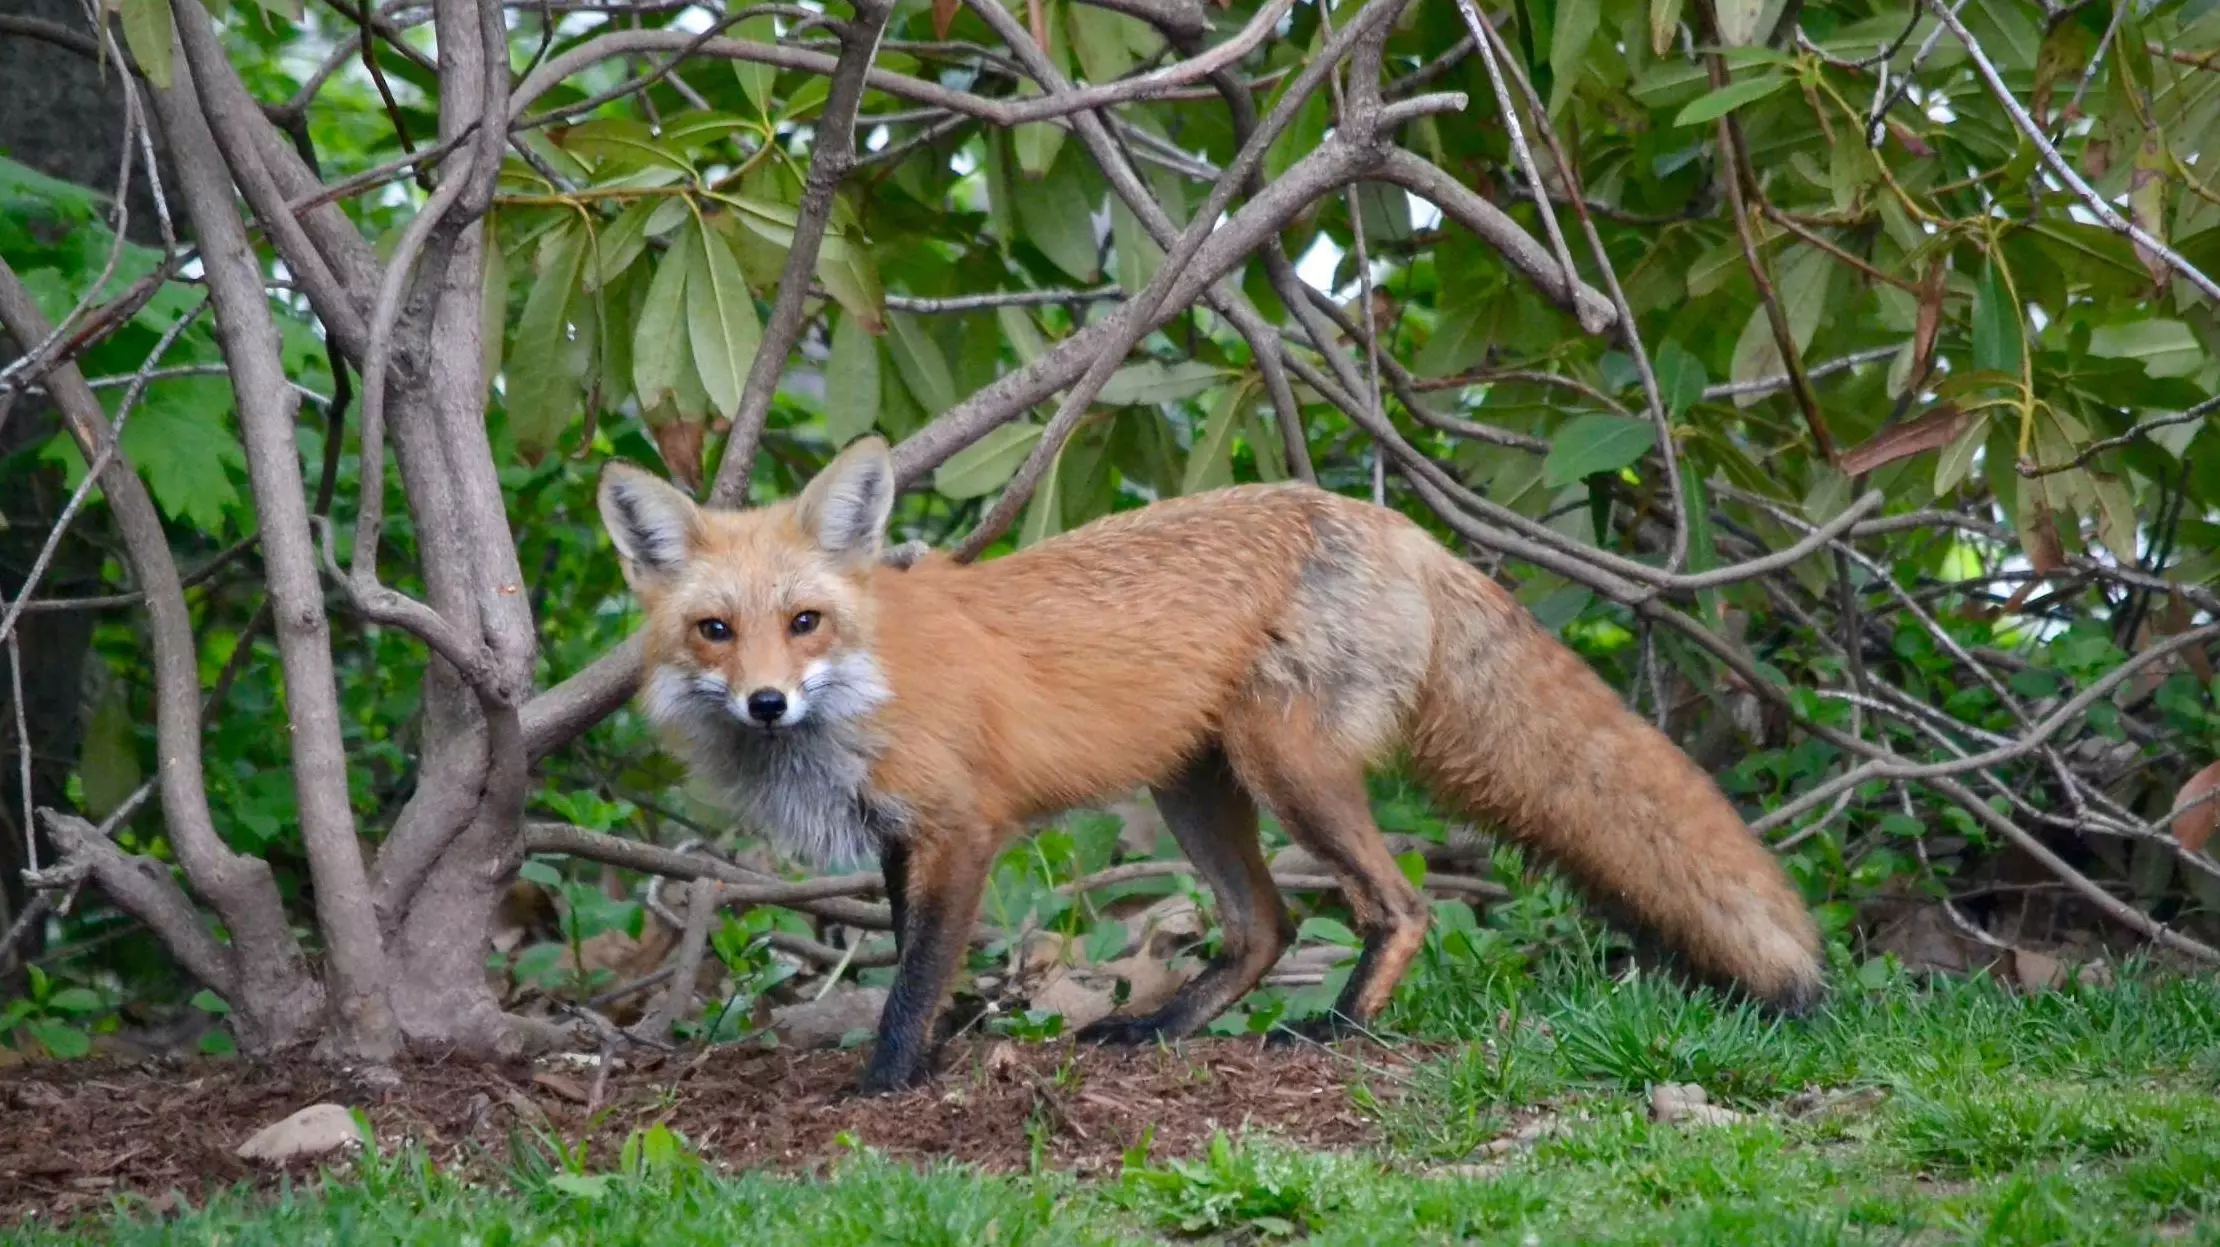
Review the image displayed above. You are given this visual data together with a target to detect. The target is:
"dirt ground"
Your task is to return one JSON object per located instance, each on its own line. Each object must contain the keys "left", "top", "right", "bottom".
{"left": 0, "top": 1037, "right": 1419, "bottom": 1226}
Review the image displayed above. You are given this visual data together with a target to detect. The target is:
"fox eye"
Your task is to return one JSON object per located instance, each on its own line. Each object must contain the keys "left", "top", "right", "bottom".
{"left": 789, "top": 611, "right": 821, "bottom": 636}
{"left": 696, "top": 618, "right": 733, "bottom": 643}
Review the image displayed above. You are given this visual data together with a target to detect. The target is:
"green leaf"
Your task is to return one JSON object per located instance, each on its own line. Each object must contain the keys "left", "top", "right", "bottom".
{"left": 1015, "top": 147, "right": 1101, "bottom": 283}
{"left": 1020, "top": 436, "right": 1069, "bottom": 548}
{"left": 1711, "top": 0, "right": 1772, "bottom": 45}
{"left": 558, "top": 119, "right": 693, "bottom": 175}
{"left": 1544, "top": 414, "right": 1658, "bottom": 487}
{"left": 733, "top": 15, "right": 779, "bottom": 113}
{"left": 44, "top": 988, "right": 104, "bottom": 1015}
{"left": 120, "top": 0, "right": 175, "bottom": 90}
{"left": 2091, "top": 472, "right": 2139, "bottom": 564}
{"left": 77, "top": 678, "right": 140, "bottom": 821}
{"left": 482, "top": 229, "right": 509, "bottom": 394}
{"left": 1548, "top": 0, "right": 1600, "bottom": 115}
{"left": 998, "top": 304, "right": 1049, "bottom": 365}
{"left": 1729, "top": 244, "right": 1832, "bottom": 407}
{"left": 1673, "top": 73, "right": 1789, "bottom": 126}
{"left": 588, "top": 200, "right": 657, "bottom": 290}
{"left": 28, "top": 1021, "right": 90, "bottom": 1060}
{"left": 1180, "top": 385, "right": 1247, "bottom": 495}
{"left": 1097, "top": 360, "right": 1227, "bottom": 407}
{"left": 655, "top": 111, "right": 755, "bottom": 152}
{"left": 1654, "top": 339, "right": 1707, "bottom": 419}
{"left": 1649, "top": 0, "right": 1684, "bottom": 56}
{"left": 1971, "top": 257, "right": 2025, "bottom": 377}
{"left": 816, "top": 232, "right": 885, "bottom": 334}
{"left": 632, "top": 226, "right": 693, "bottom": 409}
{"left": 935, "top": 422, "right": 1044, "bottom": 498}
{"left": 1246, "top": 406, "right": 1288, "bottom": 483}
{"left": 884, "top": 312, "right": 958, "bottom": 418}
{"left": 686, "top": 216, "right": 762, "bottom": 419}
{"left": 2088, "top": 319, "right": 2201, "bottom": 378}
{"left": 507, "top": 219, "right": 591, "bottom": 459}
{"left": 190, "top": 989, "right": 232, "bottom": 1016}
{"left": 824, "top": 312, "right": 881, "bottom": 445}
{"left": 1111, "top": 200, "right": 1161, "bottom": 296}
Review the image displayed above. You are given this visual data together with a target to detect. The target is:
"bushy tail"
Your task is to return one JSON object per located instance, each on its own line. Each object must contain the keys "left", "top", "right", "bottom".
{"left": 1408, "top": 552, "right": 1825, "bottom": 1013}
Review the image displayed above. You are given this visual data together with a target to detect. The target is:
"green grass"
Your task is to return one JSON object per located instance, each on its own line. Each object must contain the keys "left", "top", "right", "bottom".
{"left": 15, "top": 958, "right": 2220, "bottom": 1246}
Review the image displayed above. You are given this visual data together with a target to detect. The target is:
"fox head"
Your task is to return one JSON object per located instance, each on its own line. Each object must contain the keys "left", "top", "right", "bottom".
{"left": 597, "top": 437, "right": 897, "bottom": 738}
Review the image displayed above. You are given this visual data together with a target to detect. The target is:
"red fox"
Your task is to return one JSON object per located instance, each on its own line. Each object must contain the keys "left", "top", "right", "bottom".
{"left": 598, "top": 436, "right": 1824, "bottom": 1093}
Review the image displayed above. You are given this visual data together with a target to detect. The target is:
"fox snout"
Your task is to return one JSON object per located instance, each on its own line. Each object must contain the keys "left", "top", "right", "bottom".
{"left": 744, "top": 688, "right": 790, "bottom": 725}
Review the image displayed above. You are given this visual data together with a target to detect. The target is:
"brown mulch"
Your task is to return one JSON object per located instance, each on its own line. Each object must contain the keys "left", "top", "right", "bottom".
{"left": 0, "top": 1037, "right": 1420, "bottom": 1225}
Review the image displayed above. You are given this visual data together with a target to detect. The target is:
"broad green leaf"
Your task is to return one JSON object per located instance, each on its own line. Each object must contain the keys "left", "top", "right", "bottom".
{"left": 1935, "top": 411, "right": 1991, "bottom": 494}
{"left": 44, "top": 987, "right": 104, "bottom": 1015}
{"left": 1247, "top": 406, "right": 1289, "bottom": 483}
{"left": 1351, "top": 183, "right": 1413, "bottom": 244}
{"left": 1649, "top": 0, "right": 1684, "bottom": 55}
{"left": 1069, "top": 0, "right": 1138, "bottom": 81}
{"left": 824, "top": 313, "right": 881, "bottom": 445}
{"left": 935, "top": 422, "right": 1044, "bottom": 498}
{"left": 1266, "top": 78, "right": 1333, "bottom": 183}
{"left": 78, "top": 678, "right": 140, "bottom": 821}
{"left": 817, "top": 233, "right": 886, "bottom": 333}
{"left": 686, "top": 216, "right": 761, "bottom": 419}
{"left": 2091, "top": 472, "right": 2139, "bottom": 564}
{"left": 1712, "top": 0, "right": 1774, "bottom": 45}
{"left": 1112, "top": 200, "right": 1162, "bottom": 295}
{"left": 559, "top": 119, "right": 693, "bottom": 174}
{"left": 507, "top": 220, "right": 591, "bottom": 459}
{"left": 2089, "top": 320, "right": 2202, "bottom": 378}
{"left": 656, "top": 111, "right": 754, "bottom": 152}
{"left": 632, "top": 226, "right": 694, "bottom": 409}
{"left": 780, "top": 77, "right": 831, "bottom": 123}
{"left": 998, "top": 304, "right": 1049, "bottom": 365}
{"left": 1015, "top": 147, "right": 1101, "bottom": 282}
{"left": 733, "top": 16, "right": 779, "bottom": 114}
{"left": 1020, "top": 436, "right": 1069, "bottom": 548}
{"left": 1683, "top": 473, "right": 1722, "bottom": 624}
{"left": 1543, "top": 414, "right": 1658, "bottom": 487}
{"left": 481, "top": 229, "right": 509, "bottom": 393}
{"left": 1971, "top": 257, "right": 2024, "bottom": 377}
{"left": 1674, "top": 73, "right": 1789, "bottom": 126}
{"left": 1729, "top": 244, "right": 1832, "bottom": 407}
{"left": 1097, "top": 360, "right": 1228, "bottom": 406}
{"left": 1654, "top": 339, "right": 1707, "bottom": 419}
{"left": 885, "top": 312, "right": 957, "bottom": 415}
{"left": 644, "top": 196, "right": 691, "bottom": 237}
{"left": 1181, "top": 385, "right": 1247, "bottom": 495}
{"left": 28, "top": 1021, "right": 90, "bottom": 1060}
{"left": 588, "top": 200, "right": 657, "bottom": 290}
{"left": 120, "top": 0, "right": 175, "bottom": 90}
{"left": 1549, "top": 0, "right": 1600, "bottom": 115}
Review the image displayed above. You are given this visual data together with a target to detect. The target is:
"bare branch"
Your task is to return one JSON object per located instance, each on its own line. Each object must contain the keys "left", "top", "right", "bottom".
{"left": 708, "top": 0, "right": 896, "bottom": 505}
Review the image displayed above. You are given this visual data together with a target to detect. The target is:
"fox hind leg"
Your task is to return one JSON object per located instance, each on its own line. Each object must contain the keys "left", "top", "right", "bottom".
{"left": 1077, "top": 748, "right": 1294, "bottom": 1046}
{"left": 1222, "top": 696, "right": 1430, "bottom": 1042}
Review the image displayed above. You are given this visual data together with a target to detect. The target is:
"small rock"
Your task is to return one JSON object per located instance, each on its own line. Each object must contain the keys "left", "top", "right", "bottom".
{"left": 235, "top": 1103, "right": 366, "bottom": 1165}
{"left": 1030, "top": 953, "right": 1197, "bottom": 1033}
{"left": 1433, "top": 1162, "right": 1505, "bottom": 1181}
{"left": 1648, "top": 1083, "right": 1745, "bottom": 1127}
{"left": 770, "top": 986, "right": 888, "bottom": 1049}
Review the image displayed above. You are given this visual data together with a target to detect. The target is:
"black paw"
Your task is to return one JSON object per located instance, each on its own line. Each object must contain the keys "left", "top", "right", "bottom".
{"left": 853, "top": 1055, "right": 935, "bottom": 1097}
{"left": 1264, "top": 1012, "right": 1361, "bottom": 1048}
{"left": 1074, "top": 1015, "right": 1177, "bottom": 1047}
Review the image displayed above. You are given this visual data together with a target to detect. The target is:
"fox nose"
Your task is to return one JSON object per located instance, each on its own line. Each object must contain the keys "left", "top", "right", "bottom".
{"left": 744, "top": 688, "right": 788, "bottom": 725}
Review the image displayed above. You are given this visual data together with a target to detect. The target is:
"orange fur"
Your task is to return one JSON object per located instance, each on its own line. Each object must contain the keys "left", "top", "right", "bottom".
{"left": 599, "top": 438, "right": 1824, "bottom": 1090}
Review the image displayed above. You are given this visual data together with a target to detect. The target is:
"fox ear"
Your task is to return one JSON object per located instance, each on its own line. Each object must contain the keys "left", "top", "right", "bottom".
{"left": 796, "top": 436, "right": 895, "bottom": 564}
{"left": 598, "top": 461, "right": 699, "bottom": 586}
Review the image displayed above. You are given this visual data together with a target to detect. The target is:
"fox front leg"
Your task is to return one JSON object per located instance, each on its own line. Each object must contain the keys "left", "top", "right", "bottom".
{"left": 856, "top": 833, "right": 993, "bottom": 1095}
